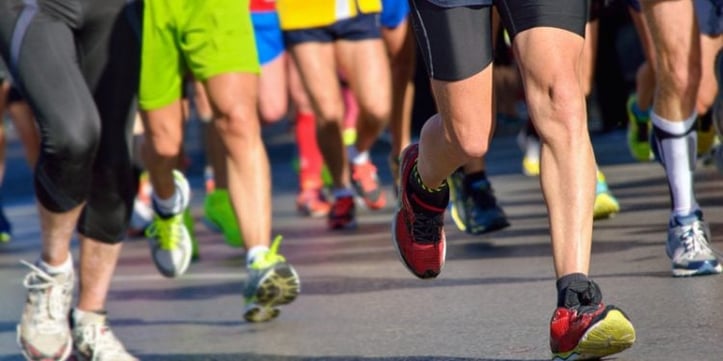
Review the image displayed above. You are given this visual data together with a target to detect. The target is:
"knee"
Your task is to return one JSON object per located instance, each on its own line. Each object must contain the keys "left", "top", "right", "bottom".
{"left": 258, "top": 96, "right": 288, "bottom": 124}
{"left": 47, "top": 118, "right": 100, "bottom": 164}
{"left": 659, "top": 58, "right": 701, "bottom": 101}
{"left": 217, "top": 105, "right": 261, "bottom": 141}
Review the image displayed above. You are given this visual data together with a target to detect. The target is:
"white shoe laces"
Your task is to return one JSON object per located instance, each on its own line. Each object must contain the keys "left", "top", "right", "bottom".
{"left": 20, "top": 260, "right": 72, "bottom": 334}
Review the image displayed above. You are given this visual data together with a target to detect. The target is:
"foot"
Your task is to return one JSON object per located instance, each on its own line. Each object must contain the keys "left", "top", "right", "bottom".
{"left": 204, "top": 189, "right": 243, "bottom": 248}
{"left": 17, "top": 261, "right": 74, "bottom": 361}
{"left": 146, "top": 170, "right": 194, "bottom": 278}
{"left": 666, "top": 211, "right": 722, "bottom": 277}
{"left": 328, "top": 195, "right": 356, "bottom": 230}
{"left": 296, "top": 187, "right": 331, "bottom": 218}
{"left": 550, "top": 279, "right": 635, "bottom": 360}
{"left": 72, "top": 309, "right": 138, "bottom": 361}
{"left": 351, "top": 160, "right": 387, "bottom": 210}
{"left": 243, "top": 236, "right": 301, "bottom": 323}
{"left": 593, "top": 171, "right": 620, "bottom": 220}
{"left": 392, "top": 144, "right": 447, "bottom": 279}
{"left": 448, "top": 170, "right": 509, "bottom": 235}
{"left": 626, "top": 94, "right": 654, "bottom": 162}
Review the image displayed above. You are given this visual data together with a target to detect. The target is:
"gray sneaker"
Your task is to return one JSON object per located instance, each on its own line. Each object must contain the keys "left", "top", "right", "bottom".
{"left": 72, "top": 309, "right": 138, "bottom": 361}
{"left": 17, "top": 260, "right": 74, "bottom": 361}
{"left": 145, "top": 170, "right": 193, "bottom": 278}
{"left": 666, "top": 212, "right": 722, "bottom": 277}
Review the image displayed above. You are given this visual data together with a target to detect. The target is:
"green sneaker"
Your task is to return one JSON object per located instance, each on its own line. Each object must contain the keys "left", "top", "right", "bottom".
{"left": 626, "top": 94, "right": 654, "bottom": 162}
{"left": 183, "top": 208, "right": 200, "bottom": 261}
{"left": 244, "top": 236, "right": 300, "bottom": 323}
{"left": 203, "top": 189, "right": 243, "bottom": 248}
{"left": 145, "top": 170, "right": 193, "bottom": 278}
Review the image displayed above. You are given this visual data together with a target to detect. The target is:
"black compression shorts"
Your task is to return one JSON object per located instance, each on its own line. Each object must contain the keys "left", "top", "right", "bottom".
{"left": 410, "top": 0, "right": 589, "bottom": 81}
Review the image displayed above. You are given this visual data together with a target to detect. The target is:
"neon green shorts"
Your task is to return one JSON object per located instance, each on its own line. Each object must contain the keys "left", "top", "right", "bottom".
{"left": 140, "top": 0, "right": 260, "bottom": 110}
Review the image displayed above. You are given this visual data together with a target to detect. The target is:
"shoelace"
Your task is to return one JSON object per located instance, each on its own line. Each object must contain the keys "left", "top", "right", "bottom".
{"left": 78, "top": 323, "right": 129, "bottom": 360}
{"left": 250, "top": 235, "right": 286, "bottom": 270}
{"left": 678, "top": 222, "right": 715, "bottom": 257}
{"left": 20, "top": 261, "right": 70, "bottom": 334}
{"left": 412, "top": 212, "right": 444, "bottom": 244}
{"left": 145, "top": 216, "right": 182, "bottom": 251}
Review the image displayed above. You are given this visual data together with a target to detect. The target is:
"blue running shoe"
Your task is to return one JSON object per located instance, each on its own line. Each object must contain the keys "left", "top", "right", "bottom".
{"left": 449, "top": 170, "right": 509, "bottom": 235}
{"left": 666, "top": 211, "right": 722, "bottom": 277}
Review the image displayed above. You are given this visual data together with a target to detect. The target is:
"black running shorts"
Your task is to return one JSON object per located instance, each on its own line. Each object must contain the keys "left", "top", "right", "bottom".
{"left": 410, "top": 0, "right": 589, "bottom": 81}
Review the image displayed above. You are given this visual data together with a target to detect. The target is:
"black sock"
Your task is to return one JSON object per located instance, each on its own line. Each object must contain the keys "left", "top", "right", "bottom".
{"left": 407, "top": 164, "right": 449, "bottom": 213}
{"left": 556, "top": 273, "right": 590, "bottom": 308}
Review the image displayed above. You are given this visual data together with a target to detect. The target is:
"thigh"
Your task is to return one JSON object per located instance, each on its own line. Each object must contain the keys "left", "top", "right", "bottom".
{"left": 409, "top": 0, "right": 493, "bottom": 81}
{"left": 181, "top": 0, "right": 260, "bottom": 81}
{"left": 495, "top": 0, "right": 588, "bottom": 40}
{"left": 335, "top": 38, "right": 391, "bottom": 114}
{"left": 140, "top": 0, "right": 185, "bottom": 110}
{"left": 289, "top": 42, "right": 343, "bottom": 121}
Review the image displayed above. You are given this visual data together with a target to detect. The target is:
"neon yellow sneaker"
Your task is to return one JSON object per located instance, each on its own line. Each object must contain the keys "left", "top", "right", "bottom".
{"left": 203, "top": 189, "right": 243, "bottom": 248}
{"left": 145, "top": 170, "right": 193, "bottom": 278}
{"left": 626, "top": 94, "right": 654, "bottom": 162}
{"left": 696, "top": 113, "right": 718, "bottom": 158}
{"left": 243, "top": 236, "right": 300, "bottom": 323}
{"left": 593, "top": 171, "right": 620, "bottom": 220}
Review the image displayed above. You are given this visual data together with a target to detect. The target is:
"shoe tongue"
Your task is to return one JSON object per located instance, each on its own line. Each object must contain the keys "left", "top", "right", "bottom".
{"left": 563, "top": 280, "right": 602, "bottom": 309}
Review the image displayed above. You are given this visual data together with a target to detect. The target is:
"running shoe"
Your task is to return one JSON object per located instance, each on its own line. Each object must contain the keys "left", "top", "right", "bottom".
{"left": 448, "top": 170, "right": 509, "bottom": 235}
{"left": 392, "top": 144, "right": 447, "bottom": 279}
{"left": 696, "top": 113, "right": 717, "bottom": 158}
{"left": 0, "top": 201, "right": 11, "bottom": 243}
{"left": 146, "top": 170, "right": 193, "bottom": 278}
{"left": 328, "top": 195, "right": 356, "bottom": 230}
{"left": 203, "top": 189, "right": 243, "bottom": 248}
{"left": 244, "top": 236, "right": 300, "bottom": 323}
{"left": 550, "top": 279, "right": 635, "bottom": 361}
{"left": 351, "top": 160, "right": 387, "bottom": 210}
{"left": 666, "top": 211, "right": 722, "bottom": 277}
{"left": 183, "top": 208, "right": 200, "bottom": 261}
{"left": 516, "top": 128, "right": 540, "bottom": 176}
{"left": 71, "top": 309, "right": 138, "bottom": 361}
{"left": 626, "top": 94, "right": 654, "bottom": 162}
{"left": 296, "top": 187, "right": 331, "bottom": 218}
{"left": 593, "top": 171, "right": 620, "bottom": 220}
{"left": 17, "top": 261, "right": 74, "bottom": 361}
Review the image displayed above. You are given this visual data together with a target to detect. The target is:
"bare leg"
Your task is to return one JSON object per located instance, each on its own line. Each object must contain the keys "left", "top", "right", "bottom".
{"left": 203, "top": 73, "right": 271, "bottom": 249}
{"left": 76, "top": 236, "right": 122, "bottom": 311}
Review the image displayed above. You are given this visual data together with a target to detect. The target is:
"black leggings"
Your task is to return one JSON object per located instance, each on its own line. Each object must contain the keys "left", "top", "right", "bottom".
{"left": 0, "top": 0, "right": 141, "bottom": 243}
{"left": 410, "top": 0, "right": 589, "bottom": 81}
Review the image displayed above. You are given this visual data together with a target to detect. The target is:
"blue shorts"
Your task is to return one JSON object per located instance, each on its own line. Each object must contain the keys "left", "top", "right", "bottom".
{"left": 381, "top": 0, "right": 410, "bottom": 28}
{"left": 695, "top": 0, "right": 723, "bottom": 36}
{"left": 251, "top": 12, "right": 285, "bottom": 65}
{"left": 283, "top": 13, "right": 381, "bottom": 46}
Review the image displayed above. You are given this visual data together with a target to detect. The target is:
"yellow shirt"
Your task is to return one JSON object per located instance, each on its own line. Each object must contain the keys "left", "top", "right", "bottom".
{"left": 277, "top": 0, "right": 382, "bottom": 30}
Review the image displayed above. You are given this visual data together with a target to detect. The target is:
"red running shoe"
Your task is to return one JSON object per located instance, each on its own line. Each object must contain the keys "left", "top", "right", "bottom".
{"left": 328, "top": 195, "right": 356, "bottom": 230}
{"left": 550, "top": 280, "right": 636, "bottom": 360}
{"left": 351, "top": 160, "right": 386, "bottom": 210}
{"left": 392, "top": 144, "right": 447, "bottom": 279}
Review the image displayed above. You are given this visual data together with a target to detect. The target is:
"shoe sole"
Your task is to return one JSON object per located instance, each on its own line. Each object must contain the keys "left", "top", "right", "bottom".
{"left": 244, "top": 263, "right": 300, "bottom": 323}
{"left": 672, "top": 261, "right": 722, "bottom": 277}
{"left": 552, "top": 309, "right": 636, "bottom": 361}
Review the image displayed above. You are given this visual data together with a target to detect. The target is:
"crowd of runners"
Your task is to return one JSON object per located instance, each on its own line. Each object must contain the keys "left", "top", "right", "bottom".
{"left": 0, "top": 0, "right": 721, "bottom": 359}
